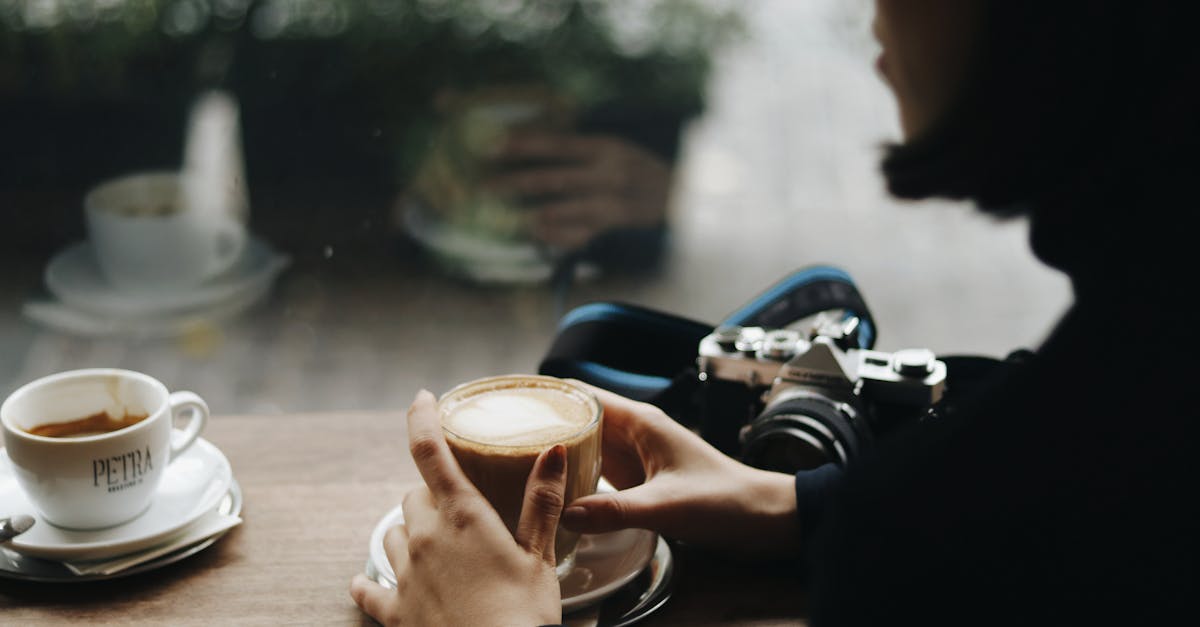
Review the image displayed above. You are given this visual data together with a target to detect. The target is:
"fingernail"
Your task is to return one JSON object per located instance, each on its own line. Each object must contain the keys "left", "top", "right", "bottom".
{"left": 546, "top": 444, "right": 567, "bottom": 475}
{"left": 562, "top": 506, "right": 587, "bottom": 524}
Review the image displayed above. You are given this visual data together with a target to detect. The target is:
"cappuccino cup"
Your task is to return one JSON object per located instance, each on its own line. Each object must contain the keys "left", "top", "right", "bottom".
{"left": 1, "top": 369, "right": 209, "bottom": 530}
{"left": 84, "top": 171, "right": 247, "bottom": 293}
{"left": 439, "top": 374, "right": 601, "bottom": 579}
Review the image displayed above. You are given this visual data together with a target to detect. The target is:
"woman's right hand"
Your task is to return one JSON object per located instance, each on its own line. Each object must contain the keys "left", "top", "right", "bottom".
{"left": 561, "top": 383, "right": 802, "bottom": 559}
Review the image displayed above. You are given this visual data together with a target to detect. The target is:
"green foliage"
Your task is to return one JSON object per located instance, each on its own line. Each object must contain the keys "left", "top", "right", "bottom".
{"left": 1, "top": 1, "right": 744, "bottom": 186}
{"left": 2, "top": 0, "right": 744, "bottom": 108}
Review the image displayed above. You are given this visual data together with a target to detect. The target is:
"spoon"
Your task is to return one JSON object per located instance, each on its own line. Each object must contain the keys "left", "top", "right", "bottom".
{"left": 1, "top": 515, "right": 35, "bottom": 543}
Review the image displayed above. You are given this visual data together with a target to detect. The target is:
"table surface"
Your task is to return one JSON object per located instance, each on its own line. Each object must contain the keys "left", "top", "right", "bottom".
{"left": 0, "top": 411, "right": 808, "bottom": 626}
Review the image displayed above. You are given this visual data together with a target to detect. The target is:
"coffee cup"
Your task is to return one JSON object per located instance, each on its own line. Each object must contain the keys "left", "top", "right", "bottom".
{"left": 439, "top": 374, "right": 602, "bottom": 579}
{"left": 1, "top": 369, "right": 210, "bottom": 530}
{"left": 84, "top": 170, "right": 247, "bottom": 293}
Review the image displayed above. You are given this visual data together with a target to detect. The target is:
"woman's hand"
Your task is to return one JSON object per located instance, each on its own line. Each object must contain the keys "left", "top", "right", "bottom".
{"left": 561, "top": 384, "right": 801, "bottom": 559}
{"left": 486, "top": 131, "right": 673, "bottom": 252}
{"left": 349, "top": 390, "right": 565, "bottom": 626}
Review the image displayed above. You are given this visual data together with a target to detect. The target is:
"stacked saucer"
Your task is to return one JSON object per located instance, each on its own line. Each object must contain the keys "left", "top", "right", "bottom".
{"left": 362, "top": 479, "right": 674, "bottom": 625}
{"left": 0, "top": 437, "right": 242, "bottom": 582}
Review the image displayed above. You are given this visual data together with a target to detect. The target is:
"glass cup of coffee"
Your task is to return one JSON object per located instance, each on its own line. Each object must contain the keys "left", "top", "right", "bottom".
{"left": 439, "top": 374, "right": 602, "bottom": 579}
{"left": 1, "top": 368, "right": 210, "bottom": 529}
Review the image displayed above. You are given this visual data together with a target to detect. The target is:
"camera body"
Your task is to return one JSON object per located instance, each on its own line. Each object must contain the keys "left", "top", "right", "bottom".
{"left": 697, "top": 314, "right": 947, "bottom": 472}
{"left": 537, "top": 266, "right": 961, "bottom": 475}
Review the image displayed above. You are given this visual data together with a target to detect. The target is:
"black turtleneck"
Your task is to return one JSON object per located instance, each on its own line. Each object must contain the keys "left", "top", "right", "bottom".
{"left": 800, "top": 156, "right": 1196, "bottom": 623}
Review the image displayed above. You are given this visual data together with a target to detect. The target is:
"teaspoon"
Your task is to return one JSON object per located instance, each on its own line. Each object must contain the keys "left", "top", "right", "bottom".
{"left": 1, "top": 515, "right": 35, "bottom": 542}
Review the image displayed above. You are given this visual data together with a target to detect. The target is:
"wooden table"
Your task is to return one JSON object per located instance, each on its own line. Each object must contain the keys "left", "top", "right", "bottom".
{"left": 1, "top": 411, "right": 807, "bottom": 626}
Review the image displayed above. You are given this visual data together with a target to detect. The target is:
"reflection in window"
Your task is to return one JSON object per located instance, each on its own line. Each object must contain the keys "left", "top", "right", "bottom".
{"left": 1, "top": 0, "right": 744, "bottom": 282}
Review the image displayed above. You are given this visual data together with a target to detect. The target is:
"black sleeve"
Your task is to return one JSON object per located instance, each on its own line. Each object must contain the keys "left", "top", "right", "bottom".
{"left": 794, "top": 463, "right": 844, "bottom": 556}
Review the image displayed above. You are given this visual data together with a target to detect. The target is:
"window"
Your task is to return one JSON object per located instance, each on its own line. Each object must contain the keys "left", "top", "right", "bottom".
{"left": 0, "top": 0, "right": 1068, "bottom": 414}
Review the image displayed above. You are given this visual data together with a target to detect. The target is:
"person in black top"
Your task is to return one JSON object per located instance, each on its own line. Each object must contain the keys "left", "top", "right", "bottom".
{"left": 350, "top": 0, "right": 1197, "bottom": 624}
{"left": 803, "top": 1, "right": 1197, "bottom": 624}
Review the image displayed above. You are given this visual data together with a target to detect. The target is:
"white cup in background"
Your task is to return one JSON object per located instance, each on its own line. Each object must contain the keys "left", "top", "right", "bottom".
{"left": 84, "top": 171, "right": 247, "bottom": 293}
{"left": 1, "top": 369, "right": 209, "bottom": 530}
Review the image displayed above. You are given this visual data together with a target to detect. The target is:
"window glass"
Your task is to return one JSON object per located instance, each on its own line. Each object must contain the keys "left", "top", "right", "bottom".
{"left": 0, "top": 0, "right": 1069, "bottom": 414}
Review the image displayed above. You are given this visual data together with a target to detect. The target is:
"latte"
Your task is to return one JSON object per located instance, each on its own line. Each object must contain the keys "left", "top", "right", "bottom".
{"left": 440, "top": 375, "right": 601, "bottom": 578}
{"left": 441, "top": 386, "right": 592, "bottom": 446}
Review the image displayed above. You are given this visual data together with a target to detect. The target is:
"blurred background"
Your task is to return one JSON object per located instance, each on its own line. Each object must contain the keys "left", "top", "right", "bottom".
{"left": 0, "top": 0, "right": 1070, "bottom": 415}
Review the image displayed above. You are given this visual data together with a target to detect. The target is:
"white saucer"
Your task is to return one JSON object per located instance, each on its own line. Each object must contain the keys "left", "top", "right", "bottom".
{"left": 0, "top": 436, "right": 233, "bottom": 561}
{"left": 364, "top": 481, "right": 658, "bottom": 614}
{"left": 44, "top": 236, "right": 290, "bottom": 317}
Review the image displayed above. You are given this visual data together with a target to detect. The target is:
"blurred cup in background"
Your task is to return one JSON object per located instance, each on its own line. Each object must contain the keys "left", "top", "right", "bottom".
{"left": 84, "top": 171, "right": 247, "bottom": 294}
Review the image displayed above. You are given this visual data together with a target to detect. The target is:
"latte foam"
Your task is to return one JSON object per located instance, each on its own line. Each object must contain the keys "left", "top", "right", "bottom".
{"left": 442, "top": 387, "right": 592, "bottom": 447}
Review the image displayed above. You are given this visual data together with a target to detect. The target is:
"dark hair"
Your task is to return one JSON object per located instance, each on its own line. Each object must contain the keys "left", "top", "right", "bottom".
{"left": 882, "top": 1, "right": 1199, "bottom": 217}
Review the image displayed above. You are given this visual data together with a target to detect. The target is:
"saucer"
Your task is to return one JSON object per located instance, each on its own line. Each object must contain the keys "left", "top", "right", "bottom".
{"left": 44, "top": 236, "right": 290, "bottom": 317}
{"left": 363, "top": 483, "right": 659, "bottom": 614}
{"left": 0, "top": 479, "right": 243, "bottom": 583}
{"left": 0, "top": 436, "right": 233, "bottom": 561}
{"left": 22, "top": 283, "right": 272, "bottom": 339}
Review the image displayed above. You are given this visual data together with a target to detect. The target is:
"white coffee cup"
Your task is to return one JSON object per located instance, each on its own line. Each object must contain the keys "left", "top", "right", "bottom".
{"left": 84, "top": 171, "right": 247, "bottom": 293}
{"left": 1, "top": 369, "right": 209, "bottom": 530}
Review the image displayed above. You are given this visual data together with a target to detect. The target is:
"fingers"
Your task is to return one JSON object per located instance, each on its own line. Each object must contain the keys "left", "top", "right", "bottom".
{"left": 349, "top": 574, "right": 396, "bottom": 624}
{"left": 575, "top": 381, "right": 650, "bottom": 416}
{"left": 582, "top": 382, "right": 701, "bottom": 443}
{"left": 407, "top": 390, "right": 473, "bottom": 500}
{"left": 560, "top": 483, "right": 664, "bottom": 534}
{"left": 515, "top": 444, "right": 569, "bottom": 562}
{"left": 573, "top": 382, "right": 664, "bottom": 434}
{"left": 400, "top": 487, "right": 437, "bottom": 536}
{"left": 382, "top": 523, "right": 411, "bottom": 578}
{"left": 568, "top": 381, "right": 722, "bottom": 489}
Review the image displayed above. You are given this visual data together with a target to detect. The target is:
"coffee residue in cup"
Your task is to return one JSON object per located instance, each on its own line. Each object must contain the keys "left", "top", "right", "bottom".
{"left": 26, "top": 411, "right": 149, "bottom": 438}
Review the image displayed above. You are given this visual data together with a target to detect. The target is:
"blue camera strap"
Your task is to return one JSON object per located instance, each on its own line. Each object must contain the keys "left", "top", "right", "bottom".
{"left": 721, "top": 265, "right": 876, "bottom": 348}
{"left": 540, "top": 301, "right": 712, "bottom": 403}
{"left": 538, "top": 265, "right": 878, "bottom": 413}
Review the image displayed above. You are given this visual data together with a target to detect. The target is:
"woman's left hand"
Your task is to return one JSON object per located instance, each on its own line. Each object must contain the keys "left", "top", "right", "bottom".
{"left": 350, "top": 390, "right": 566, "bottom": 626}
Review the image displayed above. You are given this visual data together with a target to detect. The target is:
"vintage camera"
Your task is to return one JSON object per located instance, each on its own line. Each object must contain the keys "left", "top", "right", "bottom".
{"left": 696, "top": 313, "right": 947, "bottom": 473}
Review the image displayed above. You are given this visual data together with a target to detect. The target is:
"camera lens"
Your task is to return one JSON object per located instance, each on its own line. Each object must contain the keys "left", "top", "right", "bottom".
{"left": 741, "top": 423, "right": 838, "bottom": 473}
{"left": 740, "top": 396, "right": 863, "bottom": 473}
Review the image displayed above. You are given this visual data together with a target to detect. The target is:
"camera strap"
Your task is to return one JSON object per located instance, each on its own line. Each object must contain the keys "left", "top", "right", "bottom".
{"left": 538, "top": 301, "right": 712, "bottom": 413}
{"left": 719, "top": 265, "right": 876, "bottom": 348}
{"left": 538, "top": 265, "right": 878, "bottom": 417}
